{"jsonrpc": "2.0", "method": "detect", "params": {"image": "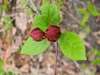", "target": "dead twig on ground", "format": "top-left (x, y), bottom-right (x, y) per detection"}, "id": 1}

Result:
top-left (62, 6), bottom-right (81, 25)
top-left (72, 0), bottom-right (80, 15)
top-left (73, 61), bottom-right (85, 75)
top-left (9, 0), bottom-right (30, 24)
top-left (91, 31), bottom-right (100, 41)
top-left (96, 14), bottom-right (100, 22)
top-left (9, 0), bottom-right (40, 25)
top-left (27, 5), bottom-right (36, 13)
top-left (76, 0), bottom-right (85, 5)
top-left (29, 0), bottom-right (40, 14)
top-left (59, 55), bottom-right (63, 75)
